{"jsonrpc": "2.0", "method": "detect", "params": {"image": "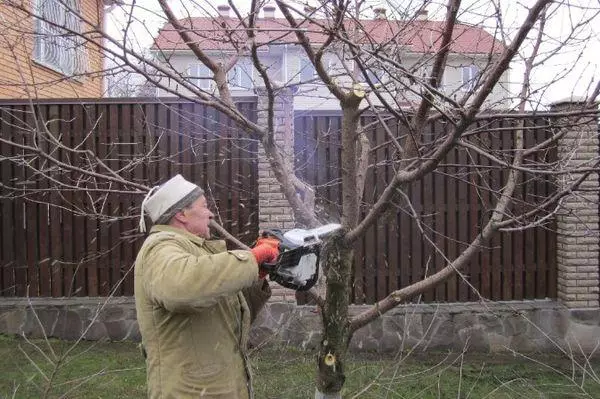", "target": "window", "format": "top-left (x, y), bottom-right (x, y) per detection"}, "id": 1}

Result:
top-left (188, 63), bottom-right (212, 89)
top-left (461, 64), bottom-right (480, 91)
top-left (417, 66), bottom-right (445, 90)
top-left (299, 59), bottom-right (316, 82)
top-left (228, 59), bottom-right (253, 89)
top-left (364, 68), bottom-right (384, 84)
top-left (258, 56), bottom-right (282, 82)
top-left (33, 0), bottom-right (87, 76)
